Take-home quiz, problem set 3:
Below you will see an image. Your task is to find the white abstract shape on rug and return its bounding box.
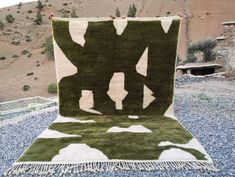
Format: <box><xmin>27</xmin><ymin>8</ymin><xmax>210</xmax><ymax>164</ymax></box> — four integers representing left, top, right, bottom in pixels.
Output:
<box><xmin>79</xmin><ymin>90</ymin><xmax>102</xmax><ymax>114</ymax></box>
<box><xmin>161</xmin><ymin>17</ymin><xmax>173</xmax><ymax>33</ymax></box>
<box><xmin>128</xmin><ymin>115</ymin><xmax>139</xmax><ymax>119</ymax></box>
<box><xmin>52</xmin><ymin>144</ymin><xmax>108</xmax><ymax>161</ymax></box>
<box><xmin>53</xmin><ymin>39</ymin><xmax>77</xmax><ymax>83</ymax></box>
<box><xmin>107</xmin><ymin>72</ymin><xmax>128</xmax><ymax>110</ymax></box>
<box><xmin>113</xmin><ymin>18</ymin><xmax>128</xmax><ymax>35</ymax></box>
<box><xmin>53</xmin><ymin>115</ymin><xmax>95</xmax><ymax>123</ymax></box>
<box><xmin>159</xmin><ymin>148</ymin><xmax>197</xmax><ymax>160</ymax></box>
<box><xmin>143</xmin><ymin>85</ymin><xmax>155</xmax><ymax>109</ymax></box>
<box><xmin>106</xmin><ymin>125</ymin><xmax>152</xmax><ymax>133</ymax></box>
<box><xmin>164</xmin><ymin>103</ymin><xmax>177</xmax><ymax>120</ymax></box>
<box><xmin>158</xmin><ymin>138</ymin><xmax>212</xmax><ymax>161</ymax></box>
<box><xmin>69</xmin><ymin>20</ymin><xmax>88</xmax><ymax>47</ymax></box>
<box><xmin>38</xmin><ymin>129</ymin><xmax>81</xmax><ymax>139</ymax></box>
<box><xmin>136</xmin><ymin>47</ymin><xmax>148</xmax><ymax>76</ymax></box>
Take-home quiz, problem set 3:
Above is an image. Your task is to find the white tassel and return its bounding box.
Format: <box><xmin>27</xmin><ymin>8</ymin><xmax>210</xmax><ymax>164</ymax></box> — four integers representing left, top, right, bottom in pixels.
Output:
<box><xmin>3</xmin><ymin>161</ymin><xmax>218</xmax><ymax>176</ymax></box>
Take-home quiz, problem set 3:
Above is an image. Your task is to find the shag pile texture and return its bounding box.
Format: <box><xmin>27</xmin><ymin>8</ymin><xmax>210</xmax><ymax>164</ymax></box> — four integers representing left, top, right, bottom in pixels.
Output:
<box><xmin>4</xmin><ymin>17</ymin><xmax>217</xmax><ymax>176</ymax></box>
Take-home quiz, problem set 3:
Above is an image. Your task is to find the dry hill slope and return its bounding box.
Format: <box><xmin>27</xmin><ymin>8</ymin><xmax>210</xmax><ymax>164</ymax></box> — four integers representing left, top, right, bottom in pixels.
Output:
<box><xmin>0</xmin><ymin>0</ymin><xmax>235</xmax><ymax>101</ymax></box>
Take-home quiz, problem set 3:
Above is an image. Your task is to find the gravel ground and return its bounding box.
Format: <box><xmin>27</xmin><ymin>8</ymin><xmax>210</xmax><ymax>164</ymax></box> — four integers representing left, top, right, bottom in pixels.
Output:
<box><xmin>0</xmin><ymin>76</ymin><xmax>234</xmax><ymax>177</ymax></box>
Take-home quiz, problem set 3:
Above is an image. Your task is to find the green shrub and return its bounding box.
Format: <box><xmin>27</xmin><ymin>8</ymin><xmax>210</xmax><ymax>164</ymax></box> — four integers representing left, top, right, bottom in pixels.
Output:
<box><xmin>27</xmin><ymin>53</ymin><xmax>32</xmax><ymax>57</ymax></box>
<box><xmin>5</xmin><ymin>14</ymin><xmax>15</xmax><ymax>23</ymax></box>
<box><xmin>0</xmin><ymin>21</ymin><xmax>4</xmax><ymax>30</ymax></box>
<box><xmin>186</xmin><ymin>38</ymin><xmax>217</xmax><ymax>63</ymax></box>
<box><xmin>25</xmin><ymin>38</ymin><xmax>32</xmax><ymax>42</ymax></box>
<box><xmin>11</xmin><ymin>41</ymin><xmax>20</xmax><ymax>45</ymax></box>
<box><xmin>36</xmin><ymin>0</ymin><xmax>43</xmax><ymax>10</ymax></box>
<box><xmin>21</xmin><ymin>50</ymin><xmax>29</xmax><ymax>55</ymax></box>
<box><xmin>43</xmin><ymin>36</ymin><xmax>54</xmax><ymax>59</ymax></box>
<box><xmin>0</xmin><ymin>56</ymin><xmax>6</xmax><ymax>60</ymax></box>
<box><xmin>62</xmin><ymin>3</ymin><xmax>68</xmax><ymax>6</ymax></box>
<box><xmin>71</xmin><ymin>8</ymin><xmax>78</xmax><ymax>18</ymax></box>
<box><xmin>18</xmin><ymin>2</ymin><xmax>22</xmax><ymax>9</ymax></box>
<box><xmin>23</xmin><ymin>85</ymin><xmax>30</xmax><ymax>91</ymax></box>
<box><xmin>12</xmin><ymin>54</ymin><xmax>19</xmax><ymax>58</ymax></box>
<box><xmin>116</xmin><ymin>7</ymin><xmax>120</xmax><ymax>17</ymax></box>
<box><xmin>34</xmin><ymin>11</ymin><xmax>42</xmax><ymax>25</ymax></box>
<box><xmin>28</xmin><ymin>10</ymin><xmax>33</xmax><ymax>13</ymax></box>
<box><xmin>127</xmin><ymin>3</ymin><xmax>137</xmax><ymax>17</ymax></box>
<box><xmin>47</xmin><ymin>83</ymin><xmax>57</xmax><ymax>94</ymax></box>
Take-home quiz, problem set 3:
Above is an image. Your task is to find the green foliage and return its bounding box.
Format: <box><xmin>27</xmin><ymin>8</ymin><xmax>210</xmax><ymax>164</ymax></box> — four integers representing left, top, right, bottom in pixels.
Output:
<box><xmin>70</xmin><ymin>8</ymin><xmax>78</xmax><ymax>18</ymax></box>
<box><xmin>43</xmin><ymin>36</ymin><xmax>54</xmax><ymax>59</ymax></box>
<box><xmin>23</xmin><ymin>85</ymin><xmax>30</xmax><ymax>91</ymax></box>
<box><xmin>47</xmin><ymin>83</ymin><xmax>57</xmax><ymax>94</ymax></box>
<box><xmin>115</xmin><ymin>7</ymin><xmax>120</xmax><ymax>17</ymax></box>
<box><xmin>0</xmin><ymin>56</ymin><xmax>6</xmax><ymax>60</ymax></box>
<box><xmin>35</xmin><ymin>11</ymin><xmax>42</xmax><ymax>25</ymax></box>
<box><xmin>36</xmin><ymin>0</ymin><xmax>43</xmax><ymax>10</ymax></box>
<box><xmin>21</xmin><ymin>50</ymin><xmax>29</xmax><ymax>55</ymax></box>
<box><xmin>5</xmin><ymin>14</ymin><xmax>15</xmax><ymax>23</ymax></box>
<box><xmin>127</xmin><ymin>3</ymin><xmax>137</xmax><ymax>17</ymax></box>
<box><xmin>0</xmin><ymin>21</ymin><xmax>4</xmax><ymax>30</ymax></box>
<box><xmin>186</xmin><ymin>38</ymin><xmax>217</xmax><ymax>63</ymax></box>
<box><xmin>27</xmin><ymin>10</ymin><xmax>33</xmax><ymax>13</ymax></box>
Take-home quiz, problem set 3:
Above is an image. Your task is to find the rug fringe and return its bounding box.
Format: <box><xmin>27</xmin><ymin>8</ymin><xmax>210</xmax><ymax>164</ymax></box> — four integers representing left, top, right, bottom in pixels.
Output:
<box><xmin>4</xmin><ymin>161</ymin><xmax>218</xmax><ymax>176</ymax></box>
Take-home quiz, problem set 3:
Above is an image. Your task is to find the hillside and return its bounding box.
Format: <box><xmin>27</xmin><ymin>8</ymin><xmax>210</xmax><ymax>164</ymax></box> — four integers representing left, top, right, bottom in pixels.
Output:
<box><xmin>0</xmin><ymin>0</ymin><xmax>235</xmax><ymax>101</ymax></box>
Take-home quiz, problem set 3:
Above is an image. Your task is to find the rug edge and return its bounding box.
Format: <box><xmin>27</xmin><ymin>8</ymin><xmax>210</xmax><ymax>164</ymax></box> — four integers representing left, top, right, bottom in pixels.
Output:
<box><xmin>4</xmin><ymin>160</ymin><xmax>219</xmax><ymax>176</ymax></box>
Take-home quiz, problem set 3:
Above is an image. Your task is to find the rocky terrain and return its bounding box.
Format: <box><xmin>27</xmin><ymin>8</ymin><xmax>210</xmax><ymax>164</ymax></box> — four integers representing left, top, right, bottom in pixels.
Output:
<box><xmin>0</xmin><ymin>0</ymin><xmax>235</xmax><ymax>101</ymax></box>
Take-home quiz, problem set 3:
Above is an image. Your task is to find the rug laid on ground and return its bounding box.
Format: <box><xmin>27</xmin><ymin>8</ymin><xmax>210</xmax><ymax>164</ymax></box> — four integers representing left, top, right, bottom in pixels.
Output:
<box><xmin>4</xmin><ymin>16</ymin><xmax>217</xmax><ymax>176</ymax></box>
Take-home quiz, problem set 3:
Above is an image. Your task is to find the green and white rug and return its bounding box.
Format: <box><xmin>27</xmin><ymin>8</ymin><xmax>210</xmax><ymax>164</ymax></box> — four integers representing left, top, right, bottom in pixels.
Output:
<box><xmin>5</xmin><ymin>16</ymin><xmax>217</xmax><ymax>176</ymax></box>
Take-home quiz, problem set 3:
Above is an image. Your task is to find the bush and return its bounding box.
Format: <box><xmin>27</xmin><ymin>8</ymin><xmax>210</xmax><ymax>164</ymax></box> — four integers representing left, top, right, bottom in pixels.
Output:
<box><xmin>12</xmin><ymin>54</ymin><xmax>19</xmax><ymax>58</ymax></box>
<box><xmin>18</xmin><ymin>2</ymin><xmax>22</xmax><ymax>9</ymax></box>
<box><xmin>21</xmin><ymin>50</ymin><xmax>29</xmax><ymax>55</ymax></box>
<box><xmin>36</xmin><ymin>0</ymin><xmax>43</xmax><ymax>10</ymax></box>
<box><xmin>71</xmin><ymin>8</ymin><xmax>78</xmax><ymax>18</ymax></box>
<box><xmin>23</xmin><ymin>85</ymin><xmax>30</xmax><ymax>91</ymax></box>
<box><xmin>28</xmin><ymin>10</ymin><xmax>33</xmax><ymax>13</ymax></box>
<box><xmin>25</xmin><ymin>38</ymin><xmax>32</xmax><ymax>42</ymax></box>
<box><xmin>127</xmin><ymin>3</ymin><xmax>137</xmax><ymax>17</ymax></box>
<box><xmin>0</xmin><ymin>21</ymin><xmax>4</xmax><ymax>30</ymax></box>
<box><xmin>47</xmin><ymin>83</ymin><xmax>57</xmax><ymax>94</ymax></box>
<box><xmin>0</xmin><ymin>56</ymin><xmax>6</xmax><ymax>60</ymax></box>
<box><xmin>186</xmin><ymin>38</ymin><xmax>217</xmax><ymax>63</ymax></box>
<box><xmin>26</xmin><ymin>72</ymin><xmax>34</xmax><ymax>76</ymax></box>
<box><xmin>34</xmin><ymin>11</ymin><xmax>42</xmax><ymax>25</ymax></box>
<box><xmin>5</xmin><ymin>14</ymin><xmax>15</xmax><ymax>23</ymax></box>
<box><xmin>43</xmin><ymin>36</ymin><xmax>54</xmax><ymax>59</ymax></box>
<box><xmin>11</xmin><ymin>41</ymin><xmax>20</xmax><ymax>45</ymax></box>
<box><xmin>62</xmin><ymin>3</ymin><xmax>68</xmax><ymax>6</ymax></box>
<box><xmin>116</xmin><ymin>7</ymin><xmax>120</xmax><ymax>17</ymax></box>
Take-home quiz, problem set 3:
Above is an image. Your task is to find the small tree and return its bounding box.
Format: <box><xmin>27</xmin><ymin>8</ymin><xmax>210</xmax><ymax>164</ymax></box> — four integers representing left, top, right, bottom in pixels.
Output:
<box><xmin>5</xmin><ymin>14</ymin><xmax>15</xmax><ymax>23</ymax></box>
<box><xmin>132</xmin><ymin>3</ymin><xmax>137</xmax><ymax>16</ymax></box>
<box><xmin>127</xmin><ymin>4</ymin><xmax>137</xmax><ymax>17</ymax></box>
<box><xmin>186</xmin><ymin>38</ymin><xmax>217</xmax><ymax>63</ymax></box>
<box><xmin>116</xmin><ymin>7</ymin><xmax>120</xmax><ymax>17</ymax></box>
<box><xmin>35</xmin><ymin>11</ymin><xmax>42</xmax><ymax>25</ymax></box>
<box><xmin>37</xmin><ymin>0</ymin><xmax>43</xmax><ymax>10</ymax></box>
<box><xmin>43</xmin><ymin>36</ymin><xmax>54</xmax><ymax>59</ymax></box>
<box><xmin>71</xmin><ymin>8</ymin><xmax>78</xmax><ymax>18</ymax></box>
